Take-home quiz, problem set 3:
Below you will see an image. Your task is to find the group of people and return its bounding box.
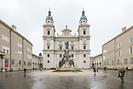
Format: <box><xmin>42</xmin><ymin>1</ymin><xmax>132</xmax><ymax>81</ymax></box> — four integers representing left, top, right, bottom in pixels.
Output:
<box><xmin>92</xmin><ymin>66</ymin><xmax>126</xmax><ymax>83</ymax></box>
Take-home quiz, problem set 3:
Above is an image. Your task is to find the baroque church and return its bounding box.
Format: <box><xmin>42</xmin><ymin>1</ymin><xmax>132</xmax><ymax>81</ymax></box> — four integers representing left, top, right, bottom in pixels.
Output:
<box><xmin>43</xmin><ymin>10</ymin><xmax>91</xmax><ymax>69</ymax></box>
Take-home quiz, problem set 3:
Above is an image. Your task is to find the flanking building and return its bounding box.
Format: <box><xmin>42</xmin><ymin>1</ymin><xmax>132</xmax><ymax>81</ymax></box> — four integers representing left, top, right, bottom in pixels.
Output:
<box><xmin>93</xmin><ymin>54</ymin><xmax>103</xmax><ymax>69</ymax></box>
<box><xmin>0</xmin><ymin>20</ymin><xmax>32</xmax><ymax>71</ymax></box>
<box><xmin>43</xmin><ymin>10</ymin><xmax>91</xmax><ymax>69</ymax></box>
<box><xmin>32</xmin><ymin>53</ymin><xmax>43</xmax><ymax>70</ymax></box>
<box><xmin>102</xmin><ymin>26</ymin><xmax>133</xmax><ymax>69</ymax></box>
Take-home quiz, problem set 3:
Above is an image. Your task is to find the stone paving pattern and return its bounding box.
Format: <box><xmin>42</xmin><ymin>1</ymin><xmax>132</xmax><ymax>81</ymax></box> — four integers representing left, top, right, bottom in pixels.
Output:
<box><xmin>0</xmin><ymin>70</ymin><xmax>133</xmax><ymax>89</ymax></box>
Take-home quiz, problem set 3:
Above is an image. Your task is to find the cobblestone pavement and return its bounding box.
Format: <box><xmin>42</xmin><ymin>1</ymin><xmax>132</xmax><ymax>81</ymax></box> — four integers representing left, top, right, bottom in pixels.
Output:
<box><xmin>0</xmin><ymin>70</ymin><xmax>133</xmax><ymax>89</ymax></box>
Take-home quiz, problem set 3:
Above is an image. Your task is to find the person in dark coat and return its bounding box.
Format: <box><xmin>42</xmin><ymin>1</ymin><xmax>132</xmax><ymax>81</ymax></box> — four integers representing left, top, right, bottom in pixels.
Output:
<box><xmin>118</xmin><ymin>68</ymin><xmax>126</xmax><ymax>83</ymax></box>
<box><xmin>93</xmin><ymin>67</ymin><xmax>96</xmax><ymax>74</ymax></box>
<box><xmin>24</xmin><ymin>68</ymin><xmax>27</xmax><ymax>74</ymax></box>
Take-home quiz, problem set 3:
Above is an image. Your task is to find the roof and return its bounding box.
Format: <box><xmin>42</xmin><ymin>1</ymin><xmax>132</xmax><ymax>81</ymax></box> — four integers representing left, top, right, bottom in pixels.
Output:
<box><xmin>102</xmin><ymin>25</ymin><xmax>133</xmax><ymax>46</ymax></box>
<box><xmin>80</xmin><ymin>10</ymin><xmax>87</xmax><ymax>21</ymax></box>
<box><xmin>46</xmin><ymin>16</ymin><xmax>53</xmax><ymax>21</ymax></box>
<box><xmin>46</xmin><ymin>10</ymin><xmax>53</xmax><ymax>21</ymax></box>
<box><xmin>94</xmin><ymin>53</ymin><xmax>102</xmax><ymax>58</ymax></box>
<box><xmin>80</xmin><ymin>15</ymin><xmax>87</xmax><ymax>21</ymax></box>
<box><xmin>0</xmin><ymin>19</ymin><xmax>33</xmax><ymax>46</ymax></box>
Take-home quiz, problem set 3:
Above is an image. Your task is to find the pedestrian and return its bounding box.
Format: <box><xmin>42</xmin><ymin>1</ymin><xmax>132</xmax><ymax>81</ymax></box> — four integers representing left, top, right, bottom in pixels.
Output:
<box><xmin>97</xmin><ymin>68</ymin><xmax>98</xmax><ymax>72</ymax></box>
<box><xmin>118</xmin><ymin>67</ymin><xmax>126</xmax><ymax>83</ymax></box>
<box><xmin>104</xmin><ymin>67</ymin><xmax>107</xmax><ymax>73</ymax></box>
<box><xmin>39</xmin><ymin>63</ymin><xmax>43</xmax><ymax>71</ymax></box>
<box><xmin>24</xmin><ymin>68</ymin><xmax>27</xmax><ymax>74</ymax></box>
<box><xmin>93</xmin><ymin>67</ymin><xmax>96</xmax><ymax>74</ymax></box>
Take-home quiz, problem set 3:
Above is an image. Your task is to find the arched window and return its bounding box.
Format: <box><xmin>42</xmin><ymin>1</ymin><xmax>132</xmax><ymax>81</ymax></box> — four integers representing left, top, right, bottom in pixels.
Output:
<box><xmin>83</xmin><ymin>54</ymin><xmax>86</xmax><ymax>57</ymax></box>
<box><xmin>71</xmin><ymin>54</ymin><xmax>74</xmax><ymax>57</ymax></box>
<box><xmin>83</xmin><ymin>45</ymin><xmax>86</xmax><ymax>49</ymax></box>
<box><xmin>47</xmin><ymin>31</ymin><xmax>50</xmax><ymax>35</ymax></box>
<box><xmin>47</xmin><ymin>45</ymin><xmax>50</xmax><ymax>49</ymax></box>
<box><xmin>47</xmin><ymin>60</ymin><xmax>50</xmax><ymax>63</ymax></box>
<box><xmin>83</xmin><ymin>30</ymin><xmax>86</xmax><ymax>35</ymax></box>
<box><xmin>71</xmin><ymin>46</ymin><xmax>74</xmax><ymax>50</ymax></box>
<box><xmin>59</xmin><ymin>46</ymin><xmax>62</xmax><ymax>50</ymax></box>
<box><xmin>60</xmin><ymin>54</ymin><xmax>62</xmax><ymax>58</ymax></box>
<box><xmin>47</xmin><ymin>54</ymin><xmax>50</xmax><ymax>57</ymax></box>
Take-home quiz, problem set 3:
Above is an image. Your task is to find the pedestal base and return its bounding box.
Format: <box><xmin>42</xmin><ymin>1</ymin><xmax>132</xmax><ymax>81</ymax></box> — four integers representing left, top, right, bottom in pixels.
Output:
<box><xmin>53</xmin><ymin>67</ymin><xmax>82</xmax><ymax>72</ymax></box>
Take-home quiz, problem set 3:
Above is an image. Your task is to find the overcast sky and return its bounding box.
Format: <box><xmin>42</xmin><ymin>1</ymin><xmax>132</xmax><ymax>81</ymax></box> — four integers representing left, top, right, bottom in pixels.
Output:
<box><xmin>0</xmin><ymin>0</ymin><xmax>133</xmax><ymax>56</ymax></box>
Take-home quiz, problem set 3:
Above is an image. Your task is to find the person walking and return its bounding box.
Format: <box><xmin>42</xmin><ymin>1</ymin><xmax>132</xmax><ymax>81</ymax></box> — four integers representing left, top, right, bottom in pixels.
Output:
<box><xmin>24</xmin><ymin>68</ymin><xmax>27</xmax><ymax>74</ymax></box>
<box><xmin>118</xmin><ymin>67</ymin><xmax>126</xmax><ymax>83</ymax></box>
<box><xmin>93</xmin><ymin>67</ymin><xmax>96</xmax><ymax>74</ymax></box>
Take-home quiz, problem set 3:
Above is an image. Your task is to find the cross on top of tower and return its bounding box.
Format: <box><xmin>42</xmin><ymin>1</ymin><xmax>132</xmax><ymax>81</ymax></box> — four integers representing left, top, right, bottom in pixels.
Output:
<box><xmin>48</xmin><ymin>8</ymin><xmax>51</xmax><ymax>16</ymax></box>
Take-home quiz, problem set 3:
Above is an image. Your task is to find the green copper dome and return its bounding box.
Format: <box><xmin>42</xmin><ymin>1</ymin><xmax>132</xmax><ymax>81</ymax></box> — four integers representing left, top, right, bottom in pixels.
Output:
<box><xmin>46</xmin><ymin>16</ymin><xmax>53</xmax><ymax>21</ymax></box>
<box><xmin>80</xmin><ymin>15</ymin><xmax>87</xmax><ymax>21</ymax></box>
<box><xmin>80</xmin><ymin>10</ymin><xmax>87</xmax><ymax>21</ymax></box>
<box><xmin>46</xmin><ymin>10</ymin><xmax>53</xmax><ymax>21</ymax></box>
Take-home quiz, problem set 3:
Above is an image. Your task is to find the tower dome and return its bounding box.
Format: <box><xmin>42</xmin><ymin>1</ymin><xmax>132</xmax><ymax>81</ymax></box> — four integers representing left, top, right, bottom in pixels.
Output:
<box><xmin>80</xmin><ymin>10</ymin><xmax>87</xmax><ymax>23</ymax></box>
<box><xmin>46</xmin><ymin>10</ymin><xmax>54</xmax><ymax>23</ymax></box>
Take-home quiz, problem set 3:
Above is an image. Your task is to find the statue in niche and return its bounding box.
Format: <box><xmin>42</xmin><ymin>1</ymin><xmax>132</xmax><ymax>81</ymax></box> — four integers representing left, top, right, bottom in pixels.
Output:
<box><xmin>65</xmin><ymin>41</ymin><xmax>69</xmax><ymax>49</ymax></box>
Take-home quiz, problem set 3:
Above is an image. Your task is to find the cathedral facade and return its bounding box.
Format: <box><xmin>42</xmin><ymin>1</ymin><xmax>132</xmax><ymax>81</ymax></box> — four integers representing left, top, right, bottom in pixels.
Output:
<box><xmin>43</xmin><ymin>10</ymin><xmax>91</xmax><ymax>69</ymax></box>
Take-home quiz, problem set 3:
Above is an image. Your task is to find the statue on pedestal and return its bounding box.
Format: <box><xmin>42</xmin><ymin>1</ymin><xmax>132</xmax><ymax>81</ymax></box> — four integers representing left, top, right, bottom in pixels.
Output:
<box><xmin>59</xmin><ymin>41</ymin><xmax>74</xmax><ymax>68</ymax></box>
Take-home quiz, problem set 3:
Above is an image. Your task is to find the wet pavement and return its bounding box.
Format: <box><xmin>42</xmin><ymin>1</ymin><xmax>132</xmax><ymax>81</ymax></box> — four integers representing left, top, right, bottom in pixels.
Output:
<box><xmin>0</xmin><ymin>70</ymin><xmax>133</xmax><ymax>89</ymax></box>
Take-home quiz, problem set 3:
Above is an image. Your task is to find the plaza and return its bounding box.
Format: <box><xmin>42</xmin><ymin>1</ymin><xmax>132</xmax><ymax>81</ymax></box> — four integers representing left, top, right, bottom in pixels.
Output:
<box><xmin>0</xmin><ymin>70</ymin><xmax>133</xmax><ymax>89</ymax></box>
<box><xmin>0</xmin><ymin>0</ymin><xmax>133</xmax><ymax>89</ymax></box>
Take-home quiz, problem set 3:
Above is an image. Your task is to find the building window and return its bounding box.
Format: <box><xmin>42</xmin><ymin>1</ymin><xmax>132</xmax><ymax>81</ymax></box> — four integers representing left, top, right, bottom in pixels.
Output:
<box><xmin>124</xmin><ymin>58</ymin><xmax>128</xmax><ymax>64</ymax></box>
<box><xmin>60</xmin><ymin>54</ymin><xmax>62</xmax><ymax>58</ymax></box>
<box><xmin>5</xmin><ymin>59</ymin><xmax>8</xmax><ymax>63</ymax></box>
<box><xmin>47</xmin><ymin>60</ymin><xmax>50</xmax><ymax>63</ymax></box>
<box><xmin>84</xmin><ymin>61</ymin><xmax>86</xmax><ymax>63</ymax></box>
<box><xmin>59</xmin><ymin>46</ymin><xmax>62</xmax><ymax>50</ymax></box>
<box><xmin>1</xmin><ymin>34</ymin><xmax>9</xmax><ymax>42</ymax></box>
<box><xmin>24</xmin><ymin>61</ymin><xmax>26</xmax><ymax>65</ymax></box>
<box><xmin>28</xmin><ymin>62</ymin><xmax>31</xmax><ymax>66</ymax></box>
<box><xmin>103</xmin><ymin>50</ymin><xmax>107</xmax><ymax>53</ymax></box>
<box><xmin>17</xmin><ymin>43</ymin><xmax>22</xmax><ymax>48</ymax></box>
<box><xmin>47</xmin><ymin>54</ymin><xmax>50</xmax><ymax>57</ymax></box>
<box><xmin>130</xmin><ymin>57</ymin><xmax>133</xmax><ymax>64</ymax></box>
<box><xmin>2</xmin><ymin>49</ymin><xmax>5</xmax><ymax>53</ymax></box>
<box><xmin>118</xmin><ymin>51</ymin><xmax>121</xmax><ymax>57</ymax></box>
<box><xmin>83</xmin><ymin>46</ymin><xmax>86</xmax><ymax>49</ymax></box>
<box><xmin>117</xmin><ymin>59</ymin><xmax>119</xmax><ymax>65</ymax></box>
<box><xmin>19</xmin><ymin>60</ymin><xmax>21</xmax><ymax>65</ymax></box>
<box><xmin>83</xmin><ymin>30</ymin><xmax>86</xmax><ymax>35</ymax></box>
<box><xmin>129</xmin><ymin>46</ymin><xmax>133</xmax><ymax>54</ymax></box>
<box><xmin>129</xmin><ymin>37</ymin><xmax>133</xmax><ymax>43</ymax></box>
<box><xmin>71</xmin><ymin>46</ymin><xmax>74</xmax><ymax>50</ymax></box>
<box><xmin>7</xmin><ymin>50</ymin><xmax>9</xmax><ymax>54</ymax></box>
<box><xmin>11</xmin><ymin>60</ymin><xmax>15</xmax><ymax>65</ymax></box>
<box><xmin>47</xmin><ymin>31</ymin><xmax>50</xmax><ymax>35</ymax></box>
<box><xmin>117</xmin><ymin>43</ymin><xmax>120</xmax><ymax>49</ymax></box>
<box><xmin>47</xmin><ymin>45</ymin><xmax>50</xmax><ymax>49</ymax></box>
<box><xmin>112</xmin><ymin>60</ymin><xmax>114</xmax><ymax>65</ymax></box>
<box><xmin>71</xmin><ymin>54</ymin><xmax>74</xmax><ymax>57</ymax></box>
<box><xmin>83</xmin><ymin>54</ymin><xmax>86</xmax><ymax>57</ymax></box>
